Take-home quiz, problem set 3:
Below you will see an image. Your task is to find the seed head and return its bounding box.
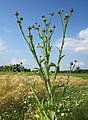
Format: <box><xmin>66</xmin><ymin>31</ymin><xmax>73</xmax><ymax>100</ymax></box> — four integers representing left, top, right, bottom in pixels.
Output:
<box><xmin>14</xmin><ymin>12</ymin><xmax>19</xmax><ymax>16</ymax></box>
<box><xmin>58</xmin><ymin>10</ymin><xmax>61</xmax><ymax>14</ymax></box>
<box><xmin>70</xmin><ymin>8</ymin><xmax>74</xmax><ymax>12</ymax></box>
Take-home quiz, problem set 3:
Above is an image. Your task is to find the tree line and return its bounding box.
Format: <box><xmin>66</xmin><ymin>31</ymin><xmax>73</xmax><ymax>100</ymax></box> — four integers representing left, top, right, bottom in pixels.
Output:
<box><xmin>0</xmin><ymin>64</ymin><xmax>31</xmax><ymax>72</ymax></box>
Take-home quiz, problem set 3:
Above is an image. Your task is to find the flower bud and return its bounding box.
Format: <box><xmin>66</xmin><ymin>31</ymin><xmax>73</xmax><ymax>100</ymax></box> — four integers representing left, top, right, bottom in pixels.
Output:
<box><xmin>61</xmin><ymin>9</ymin><xmax>64</xmax><ymax>12</ymax></box>
<box><xmin>32</xmin><ymin>25</ymin><xmax>35</xmax><ymax>28</ymax></box>
<box><xmin>50</xmin><ymin>29</ymin><xmax>53</xmax><ymax>33</ymax></box>
<box><xmin>37</xmin><ymin>24</ymin><xmax>40</xmax><ymax>27</ymax></box>
<box><xmin>42</xmin><ymin>15</ymin><xmax>45</xmax><ymax>18</ymax></box>
<box><xmin>70</xmin><ymin>8</ymin><xmax>74</xmax><ymax>12</ymax></box>
<box><xmin>70</xmin><ymin>62</ymin><xmax>73</xmax><ymax>66</ymax></box>
<box><xmin>14</xmin><ymin>12</ymin><xmax>19</xmax><ymax>16</ymax></box>
<box><xmin>48</xmin><ymin>12</ymin><xmax>51</xmax><ymax>15</ymax></box>
<box><xmin>27</xmin><ymin>26</ymin><xmax>32</xmax><ymax>30</ymax></box>
<box><xmin>64</xmin><ymin>14</ymin><xmax>69</xmax><ymax>19</ymax></box>
<box><xmin>53</xmin><ymin>25</ymin><xmax>56</xmax><ymax>28</ymax></box>
<box><xmin>42</xmin><ymin>18</ymin><xmax>47</xmax><ymax>22</ymax></box>
<box><xmin>35</xmin><ymin>27</ymin><xmax>39</xmax><ymax>30</ymax></box>
<box><xmin>58</xmin><ymin>10</ymin><xmax>61</xmax><ymax>14</ymax></box>
<box><xmin>51</xmin><ymin>11</ymin><xmax>54</xmax><ymax>16</ymax></box>
<box><xmin>20</xmin><ymin>62</ymin><xmax>23</xmax><ymax>65</ymax></box>
<box><xmin>20</xmin><ymin>17</ymin><xmax>23</xmax><ymax>21</ymax></box>
<box><xmin>42</xmin><ymin>29</ymin><xmax>45</xmax><ymax>33</ymax></box>
<box><xmin>38</xmin><ymin>43</ymin><xmax>40</xmax><ymax>46</ymax></box>
<box><xmin>16</xmin><ymin>19</ymin><xmax>21</xmax><ymax>24</ymax></box>
<box><xmin>74</xmin><ymin>60</ymin><xmax>77</xmax><ymax>63</ymax></box>
<box><xmin>35</xmin><ymin>22</ymin><xmax>38</xmax><ymax>25</ymax></box>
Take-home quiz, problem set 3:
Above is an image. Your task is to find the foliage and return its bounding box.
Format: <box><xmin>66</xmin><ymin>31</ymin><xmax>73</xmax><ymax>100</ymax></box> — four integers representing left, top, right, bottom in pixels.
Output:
<box><xmin>0</xmin><ymin>64</ymin><xmax>31</xmax><ymax>72</ymax></box>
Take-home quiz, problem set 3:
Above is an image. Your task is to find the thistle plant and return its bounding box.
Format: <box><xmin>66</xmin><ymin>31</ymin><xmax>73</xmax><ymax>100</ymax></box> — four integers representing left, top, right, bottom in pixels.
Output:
<box><xmin>15</xmin><ymin>9</ymin><xmax>73</xmax><ymax>119</ymax></box>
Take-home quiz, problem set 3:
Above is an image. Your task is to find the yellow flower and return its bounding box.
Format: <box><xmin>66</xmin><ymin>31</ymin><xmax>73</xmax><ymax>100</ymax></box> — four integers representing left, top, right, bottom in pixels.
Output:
<box><xmin>32</xmin><ymin>109</ymin><xmax>40</xmax><ymax>119</ymax></box>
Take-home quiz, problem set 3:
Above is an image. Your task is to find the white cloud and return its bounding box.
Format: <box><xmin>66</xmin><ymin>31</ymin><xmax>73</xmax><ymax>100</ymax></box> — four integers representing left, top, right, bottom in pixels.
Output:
<box><xmin>0</xmin><ymin>39</ymin><xmax>7</xmax><ymax>52</ymax></box>
<box><xmin>76</xmin><ymin>61</ymin><xmax>85</xmax><ymax>67</ymax></box>
<box><xmin>10</xmin><ymin>58</ymin><xmax>30</xmax><ymax>67</ymax></box>
<box><xmin>56</xmin><ymin>27</ymin><xmax>88</xmax><ymax>53</ymax></box>
<box><xmin>10</xmin><ymin>58</ymin><xmax>18</xmax><ymax>64</ymax></box>
<box><xmin>0</xmin><ymin>27</ymin><xmax>12</xmax><ymax>33</ymax></box>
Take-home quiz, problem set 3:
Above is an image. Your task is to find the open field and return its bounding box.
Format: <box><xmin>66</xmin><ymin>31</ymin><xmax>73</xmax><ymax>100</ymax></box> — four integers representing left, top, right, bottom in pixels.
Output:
<box><xmin>0</xmin><ymin>73</ymin><xmax>88</xmax><ymax>119</ymax></box>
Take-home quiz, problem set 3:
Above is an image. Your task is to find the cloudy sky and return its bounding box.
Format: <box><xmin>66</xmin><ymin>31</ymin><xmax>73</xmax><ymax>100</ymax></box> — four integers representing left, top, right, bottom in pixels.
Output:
<box><xmin>0</xmin><ymin>0</ymin><xmax>88</xmax><ymax>70</ymax></box>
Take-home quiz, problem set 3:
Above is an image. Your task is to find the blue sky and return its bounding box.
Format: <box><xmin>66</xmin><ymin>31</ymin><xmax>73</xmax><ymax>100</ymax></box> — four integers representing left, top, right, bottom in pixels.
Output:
<box><xmin>0</xmin><ymin>0</ymin><xmax>88</xmax><ymax>70</ymax></box>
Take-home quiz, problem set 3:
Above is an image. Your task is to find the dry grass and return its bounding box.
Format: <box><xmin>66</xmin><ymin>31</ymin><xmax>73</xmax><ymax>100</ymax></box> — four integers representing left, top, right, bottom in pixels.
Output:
<box><xmin>0</xmin><ymin>74</ymin><xmax>88</xmax><ymax>117</ymax></box>
<box><xmin>0</xmin><ymin>74</ymin><xmax>87</xmax><ymax>98</ymax></box>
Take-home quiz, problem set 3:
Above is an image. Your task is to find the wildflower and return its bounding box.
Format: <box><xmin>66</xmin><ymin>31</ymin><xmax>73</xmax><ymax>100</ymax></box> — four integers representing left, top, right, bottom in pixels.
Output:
<box><xmin>61</xmin><ymin>113</ymin><xmax>65</xmax><ymax>116</ymax></box>
<box><xmin>32</xmin><ymin>109</ymin><xmax>40</xmax><ymax>118</ymax></box>
<box><xmin>14</xmin><ymin>11</ymin><xmax>19</xmax><ymax>16</ymax></box>
<box><xmin>70</xmin><ymin>8</ymin><xmax>74</xmax><ymax>12</ymax></box>
<box><xmin>24</xmin><ymin>101</ymin><xmax>26</xmax><ymax>104</ymax></box>
<box><xmin>58</xmin><ymin>10</ymin><xmax>61</xmax><ymax>14</ymax></box>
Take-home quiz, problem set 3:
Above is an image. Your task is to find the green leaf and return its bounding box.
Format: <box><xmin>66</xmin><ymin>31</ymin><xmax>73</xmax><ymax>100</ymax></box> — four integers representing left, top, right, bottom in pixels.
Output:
<box><xmin>37</xmin><ymin>45</ymin><xmax>43</xmax><ymax>49</ymax></box>
<box><xmin>49</xmin><ymin>62</ymin><xmax>56</xmax><ymax>68</ymax></box>
<box><xmin>40</xmin><ymin>59</ymin><xmax>44</xmax><ymax>63</ymax></box>
<box><xmin>60</xmin><ymin>55</ymin><xmax>65</xmax><ymax>61</ymax></box>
